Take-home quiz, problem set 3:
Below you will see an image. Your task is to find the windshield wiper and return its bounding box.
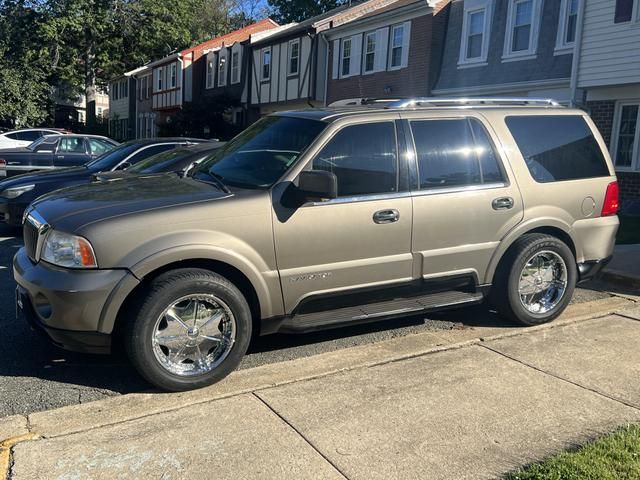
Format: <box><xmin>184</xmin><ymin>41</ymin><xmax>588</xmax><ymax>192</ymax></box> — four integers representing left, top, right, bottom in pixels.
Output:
<box><xmin>192</xmin><ymin>170</ymin><xmax>231</xmax><ymax>194</ymax></box>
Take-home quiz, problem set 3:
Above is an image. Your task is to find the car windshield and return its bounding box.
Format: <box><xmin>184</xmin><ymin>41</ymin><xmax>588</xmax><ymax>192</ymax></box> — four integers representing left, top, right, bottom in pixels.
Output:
<box><xmin>86</xmin><ymin>143</ymin><xmax>141</xmax><ymax>170</ymax></box>
<box><xmin>194</xmin><ymin>116</ymin><xmax>326</xmax><ymax>189</ymax></box>
<box><xmin>127</xmin><ymin>148</ymin><xmax>196</xmax><ymax>174</ymax></box>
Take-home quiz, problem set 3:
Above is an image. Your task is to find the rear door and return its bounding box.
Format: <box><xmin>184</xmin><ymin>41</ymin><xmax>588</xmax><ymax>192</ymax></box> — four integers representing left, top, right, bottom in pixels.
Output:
<box><xmin>54</xmin><ymin>137</ymin><xmax>91</xmax><ymax>167</ymax></box>
<box><xmin>403</xmin><ymin>112</ymin><xmax>524</xmax><ymax>285</ymax></box>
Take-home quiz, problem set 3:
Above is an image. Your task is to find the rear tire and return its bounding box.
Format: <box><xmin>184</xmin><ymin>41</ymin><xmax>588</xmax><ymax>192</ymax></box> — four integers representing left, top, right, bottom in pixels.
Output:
<box><xmin>124</xmin><ymin>268</ymin><xmax>252</xmax><ymax>391</ymax></box>
<box><xmin>491</xmin><ymin>234</ymin><xmax>577</xmax><ymax>326</ymax></box>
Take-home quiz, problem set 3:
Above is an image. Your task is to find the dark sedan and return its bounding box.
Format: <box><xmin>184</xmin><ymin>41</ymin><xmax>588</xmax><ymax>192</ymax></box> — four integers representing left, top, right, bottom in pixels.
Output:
<box><xmin>0</xmin><ymin>138</ymin><xmax>210</xmax><ymax>226</ymax></box>
<box><xmin>0</xmin><ymin>135</ymin><xmax>118</xmax><ymax>177</ymax></box>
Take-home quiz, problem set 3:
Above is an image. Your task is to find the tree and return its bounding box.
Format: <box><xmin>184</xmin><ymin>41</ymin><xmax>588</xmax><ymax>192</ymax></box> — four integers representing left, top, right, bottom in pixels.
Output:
<box><xmin>267</xmin><ymin>0</ymin><xmax>347</xmax><ymax>23</ymax></box>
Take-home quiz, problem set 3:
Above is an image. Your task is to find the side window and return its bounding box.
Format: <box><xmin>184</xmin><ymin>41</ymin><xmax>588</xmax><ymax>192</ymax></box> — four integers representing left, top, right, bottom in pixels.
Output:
<box><xmin>506</xmin><ymin>115</ymin><xmax>610</xmax><ymax>183</ymax></box>
<box><xmin>411</xmin><ymin>118</ymin><xmax>504</xmax><ymax>190</ymax></box>
<box><xmin>5</xmin><ymin>133</ymin><xmax>20</xmax><ymax>140</ymax></box>
<box><xmin>88</xmin><ymin>139</ymin><xmax>111</xmax><ymax>156</ymax></box>
<box><xmin>58</xmin><ymin>137</ymin><xmax>86</xmax><ymax>154</ymax></box>
<box><xmin>127</xmin><ymin>144</ymin><xmax>177</xmax><ymax>165</ymax></box>
<box><xmin>18</xmin><ymin>131</ymin><xmax>42</xmax><ymax>142</ymax></box>
<box><xmin>312</xmin><ymin>122</ymin><xmax>398</xmax><ymax>197</ymax></box>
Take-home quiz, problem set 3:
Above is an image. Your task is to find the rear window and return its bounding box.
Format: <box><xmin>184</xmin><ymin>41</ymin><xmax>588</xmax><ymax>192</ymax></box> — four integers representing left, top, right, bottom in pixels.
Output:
<box><xmin>506</xmin><ymin>115</ymin><xmax>610</xmax><ymax>183</ymax></box>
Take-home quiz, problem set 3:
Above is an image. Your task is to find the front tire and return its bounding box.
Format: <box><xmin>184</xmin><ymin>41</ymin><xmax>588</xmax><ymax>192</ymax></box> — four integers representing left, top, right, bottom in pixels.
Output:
<box><xmin>124</xmin><ymin>268</ymin><xmax>252</xmax><ymax>391</ymax></box>
<box><xmin>491</xmin><ymin>234</ymin><xmax>577</xmax><ymax>326</ymax></box>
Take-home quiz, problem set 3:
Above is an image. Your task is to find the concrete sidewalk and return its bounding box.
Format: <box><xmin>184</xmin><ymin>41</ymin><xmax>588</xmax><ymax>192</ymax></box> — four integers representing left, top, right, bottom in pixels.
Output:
<box><xmin>1</xmin><ymin>297</ymin><xmax>640</xmax><ymax>480</ymax></box>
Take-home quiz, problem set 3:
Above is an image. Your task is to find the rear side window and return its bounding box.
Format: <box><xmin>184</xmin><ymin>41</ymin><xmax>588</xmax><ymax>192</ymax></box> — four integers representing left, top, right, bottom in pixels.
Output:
<box><xmin>127</xmin><ymin>144</ymin><xmax>177</xmax><ymax>166</ymax></box>
<box><xmin>506</xmin><ymin>115</ymin><xmax>610</xmax><ymax>183</ymax></box>
<box><xmin>18</xmin><ymin>130</ymin><xmax>43</xmax><ymax>142</ymax></box>
<box><xmin>410</xmin><ymin>118</ymin><xmax>505</xmax><ymax>190</ymax></box>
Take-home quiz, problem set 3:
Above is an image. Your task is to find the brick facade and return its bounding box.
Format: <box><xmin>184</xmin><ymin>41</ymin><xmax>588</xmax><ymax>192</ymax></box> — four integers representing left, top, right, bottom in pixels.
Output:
<box><xmin>326</xmin><ymin>14</ymin><xmax>433</xmax><ymax>104</ymax></box>
<box><xmin>587</xmin><ymin>100</ymin><xmax>640</xmax><ymax>201</ymax></box>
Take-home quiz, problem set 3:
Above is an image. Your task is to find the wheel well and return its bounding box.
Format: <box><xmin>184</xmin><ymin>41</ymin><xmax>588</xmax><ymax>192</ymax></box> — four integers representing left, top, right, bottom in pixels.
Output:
<box><xmin>491</xmin><ymin>226</ymin><xmax>577</xmax><ymax>284</ymax></box>
<box><xmin>112</xmin><ymin>259</ymin><xmax>262</xmax><ymax>339</ymax></box>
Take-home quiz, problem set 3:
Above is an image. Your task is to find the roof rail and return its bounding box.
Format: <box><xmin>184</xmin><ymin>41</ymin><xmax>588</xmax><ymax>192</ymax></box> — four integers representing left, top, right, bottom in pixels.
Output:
<box><xmin>328</xmin><ymin>97</ymin><xmax>405</xmax><ymax>107</ymax></box>
<box><xmin>387</xmin><ymin>97</ymin><xmax>563</xmax><ymax>108</ymax></box>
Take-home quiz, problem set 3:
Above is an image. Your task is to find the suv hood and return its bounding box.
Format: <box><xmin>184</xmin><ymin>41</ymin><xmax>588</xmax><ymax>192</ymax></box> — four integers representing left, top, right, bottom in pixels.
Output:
<box><xmin>30</xmin><ymin>173</ymin><xmax>230</xmax><ymax>230</ymax></box>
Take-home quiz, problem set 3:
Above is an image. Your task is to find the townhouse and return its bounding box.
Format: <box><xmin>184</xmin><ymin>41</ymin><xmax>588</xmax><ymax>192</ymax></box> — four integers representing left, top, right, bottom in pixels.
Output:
<box><xmin>574</xmin><ymin>0</ymin><xmax>640</xmax><ymax>204</ymax></box>
<box><xmin>108</xmin><ymin>70</ymin><xmax>138</xmax><ymax>141</ymax></box>
<box><xmin>248</xmin><ymin>0</ymin><xmax>430</xmax><ymax>115</ymax></box>
<box><xmin>323</xmin><ymin>0</ymin><xmax>445</xmax><ymax>105</ymax></box>
<box><xmin>433</xmin><ymin>0</ymin><xmax>577</xmax><ymax>102</ymax></box>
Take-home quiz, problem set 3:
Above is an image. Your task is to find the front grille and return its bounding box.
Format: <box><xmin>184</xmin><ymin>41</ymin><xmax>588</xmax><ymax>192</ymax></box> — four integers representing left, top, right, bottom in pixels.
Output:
<box><xmin>23</xmin><ymin>219</ymin><xmax>39</xmax><ymax>261</ymax></box>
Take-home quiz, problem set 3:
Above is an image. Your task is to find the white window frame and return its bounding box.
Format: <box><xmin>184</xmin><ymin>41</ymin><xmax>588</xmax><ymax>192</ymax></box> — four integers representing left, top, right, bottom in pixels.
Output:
<box><xmin>363</xmin><ymin>31</ymin><xmax>377</xmax><ymax>74</ymax></box>
<box><xmin>169</xmin><ymin>64</ymin><xmax>177</xmax><ymax>89</ymax></box>
<box><xmin>502</xmin><ymin>0</ymin><xmax>543</xmax><ymax>62</ymax></box>
<box><xmin>231</xmin><ymin>51</ymin><xmax>240</xmax><ymax>84</ymax></box>
<box><xmin>341</xmin><ymin>37</ymin><xmax>352</xmax><ymax>77</ymax></box>
<box><xmin>388</xmin><ymin>24</ymin><xmax>405</xmax><ymax>70</ymax></box>
<box><xmin>611</xmin><ymin>100</ymin><xmax>640</xmax><ymax>172</ymax></box>
<box><xmin>288</xmin><ymin>39</ymin><xmax>300</xmax><ymax>76</ymax></box>
<box><xmin>261</xmin><ymin>47</ymin><xmax>271</xmax><ymax>81</ymax></box>
<box><xmin>157</xmin><ymin>67</ymin><xmax>163</xmax><ymax>92</ymax></box>
<box><xmin>458</xmin><ymin>0</ymin><xmax>493</xmax><ymax>67</ymax></box>
<box><xmin>206</xmin><ymin>55</ymin><xmax>215</xmax><ymax>89</ymax></box>
<box><xmin>555</xmin><ymin>0</ymin><xmax>580</xmax><ymax>54</ymax></box>
<box><xmin>218</xmin><ymin>51</ymin><xmax>227</xmax><ymax>87</ymax></box>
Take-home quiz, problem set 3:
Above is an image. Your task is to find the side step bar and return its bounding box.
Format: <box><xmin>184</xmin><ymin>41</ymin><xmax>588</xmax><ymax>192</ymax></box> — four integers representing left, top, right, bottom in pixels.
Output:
<box><xmin>278</xmin><ymin>290</ymin><xmax>484</xmax><ymax>334</ymax></box>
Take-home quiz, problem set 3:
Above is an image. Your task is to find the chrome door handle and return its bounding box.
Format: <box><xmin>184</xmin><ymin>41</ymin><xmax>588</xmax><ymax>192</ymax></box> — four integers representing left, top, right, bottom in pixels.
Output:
<box><xmin>56</xmin><ymin>156</ymin><xmax>64</xmax><ymax>160</ymax></box>
<box><xmin>373</xmin><ymin>209</ymin><xmax>400</xmax><ymax>224</ymax></box>
<box><xmin>492</xmin><ymin>197</ymin><xmax>514</xmax><ymax>210</ymax></box>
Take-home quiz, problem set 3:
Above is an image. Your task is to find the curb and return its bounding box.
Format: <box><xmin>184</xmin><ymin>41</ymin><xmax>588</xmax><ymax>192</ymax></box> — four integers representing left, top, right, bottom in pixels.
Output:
<box><xmin>0</xmin><ymin>296</ymin><xmax>636</xmax><ymax>464</ymax></box>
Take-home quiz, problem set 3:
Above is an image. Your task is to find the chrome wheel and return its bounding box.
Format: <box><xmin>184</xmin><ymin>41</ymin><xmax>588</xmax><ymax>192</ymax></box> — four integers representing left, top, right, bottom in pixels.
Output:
<box><xmin>152</xmin><ymin>294</ymin><xmax>236</xmax><ymax>377</ymax></box>
<box><xmin>518</xmin><ymin>250</ymin><xmax>568</xmax><ymax>314</ymax></box>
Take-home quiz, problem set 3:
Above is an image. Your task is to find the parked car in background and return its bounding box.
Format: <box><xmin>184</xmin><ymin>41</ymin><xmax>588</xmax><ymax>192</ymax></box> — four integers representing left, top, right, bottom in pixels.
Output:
<box><xmin>0</xmin><ymin>135</ymin><xmax>118</xmax><ymax>178</ymax></box>
<box><xmin>94</xmin><ymin>142</ymin><xmax>225</xmax><ymax>182</ymax></box>
<box><xmin>0</xmin><ymin>128</ymin><xmax>70</xmax><ymax>149</ymax></box>
<box><xmin>0</xmin><ymin>138</ymin><xmax>211</xmax><ymax>225</ymax></box>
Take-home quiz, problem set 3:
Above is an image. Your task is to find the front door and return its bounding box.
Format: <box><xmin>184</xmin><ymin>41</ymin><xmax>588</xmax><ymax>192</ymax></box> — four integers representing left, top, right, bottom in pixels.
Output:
<box><xmin>273</xmin><ymin>120</ymin><xmax>414</xmax><ymax>313</ymax></box>
<box><xmin>404</xmin><ymin>113</ymin><xmax>524</xmax><ymax>285</ymax></box>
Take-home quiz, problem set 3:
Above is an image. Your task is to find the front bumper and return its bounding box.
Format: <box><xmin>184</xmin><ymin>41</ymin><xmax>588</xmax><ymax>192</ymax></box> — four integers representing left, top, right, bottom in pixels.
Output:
<box><xmin>13</xmin><ymin>247</ymin><xmax>135</xmax><ymax>354</ymax></box>
<box><xmin>0</xmin><ymin>197</ymin><xmax>28</xmax><ymax>226</ymax></box>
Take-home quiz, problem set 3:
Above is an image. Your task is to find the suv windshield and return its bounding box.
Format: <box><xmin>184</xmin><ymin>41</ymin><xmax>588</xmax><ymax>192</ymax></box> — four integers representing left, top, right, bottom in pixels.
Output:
<box><xmin>86</xmin><ymin>143</ymin><xmax>140</xmax><ymax>171</ymax></box>
<box><xmin>194</xmin><ymin>116</ymin><xmax>326</xmax><ymax>189</ymax></box>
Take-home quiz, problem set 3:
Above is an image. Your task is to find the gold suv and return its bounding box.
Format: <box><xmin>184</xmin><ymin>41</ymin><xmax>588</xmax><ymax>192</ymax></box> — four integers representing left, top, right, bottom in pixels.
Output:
<box><xmin>14</xmin><ymin>98</ymin><xmax>619</xmax><ymax>391</ymax></box>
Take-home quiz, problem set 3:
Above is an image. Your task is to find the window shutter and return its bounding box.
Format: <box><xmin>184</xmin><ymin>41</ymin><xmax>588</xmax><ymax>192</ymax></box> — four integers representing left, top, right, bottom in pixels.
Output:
<box><xmin>401</xmin><ymin>21</ymin><xmax>411</xmax><ymax>68</ymax></box>
<box><xmin>375</xmin><ymin>27</ymin><xmax>389</xmax><ymax>72</ymax></box>
<box><xmin>332</xmin><ymin>39</ymin><xmax>340</xmax><ymax>79</ymax></box>
<box><xmin>350</xmin><ymin>34</ymin><xmax>363</xmax><ymax>76</ymax></box>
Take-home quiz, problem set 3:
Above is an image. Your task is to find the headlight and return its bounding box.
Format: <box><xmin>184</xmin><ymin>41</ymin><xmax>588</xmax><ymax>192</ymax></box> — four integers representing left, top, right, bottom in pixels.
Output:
<box><xmin>1</xmin><ymin>184</ymin><xmax>35</xmax><ymax>199</ymax></box>
<box><xmin>41</xmin><ymin>230</ymin><xmax>98</xmax><ymax>269</ymax></box>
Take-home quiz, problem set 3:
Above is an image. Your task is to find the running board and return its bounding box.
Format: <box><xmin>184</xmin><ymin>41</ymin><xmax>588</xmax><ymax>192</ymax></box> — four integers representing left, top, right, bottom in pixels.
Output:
<box><xmin>278</xmin><ymin>290</ymin><xmax>484</xmax><ymax>334</ymax></box>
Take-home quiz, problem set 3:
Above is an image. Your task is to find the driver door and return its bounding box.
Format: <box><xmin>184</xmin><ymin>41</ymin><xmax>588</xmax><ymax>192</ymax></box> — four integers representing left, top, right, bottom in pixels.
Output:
<box><xmin>273</xmin><ymin>119</ymin><xmax>413</xmax><ymax>314</ymax></box>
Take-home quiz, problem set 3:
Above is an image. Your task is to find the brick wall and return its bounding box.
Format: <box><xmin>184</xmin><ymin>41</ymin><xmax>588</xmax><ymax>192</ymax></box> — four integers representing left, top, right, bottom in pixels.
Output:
<box><xmin>587</xmin><ymin>100</ymin><xmax>615</xmax><ymax>146</ymax></box>
<box><xmin>326</xmin><ymin>14</ymin><xmax>432</xmax><ymax>104</ymax></box>
<box><xmin>618</xmin><ymin>171</ymin><xmax>640</xmax><ymax>201</ymax></box>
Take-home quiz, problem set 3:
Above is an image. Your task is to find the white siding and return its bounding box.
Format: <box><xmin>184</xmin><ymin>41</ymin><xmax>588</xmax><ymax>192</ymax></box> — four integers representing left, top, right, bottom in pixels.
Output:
<box><xmin>577</xmin><ymin>0</ymin><xmax>640</xmax><ymax>88</ymax></box>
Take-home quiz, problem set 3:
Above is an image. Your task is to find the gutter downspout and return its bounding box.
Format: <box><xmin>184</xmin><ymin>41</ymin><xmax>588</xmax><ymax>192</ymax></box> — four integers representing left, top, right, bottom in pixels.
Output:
<box><xmin>307</xmin><ymin>32</ymin><xmax>317</xmax><ymax>108</ymax></box>
<box><xmin>321</xmin><ymin>33</ymin><xmax>330</xmax><ymax>107</ymax></box>
<box><xmin>569</xmin><ymin>0</ymin><xmax>587</xmax><ymax>108</ymax></box>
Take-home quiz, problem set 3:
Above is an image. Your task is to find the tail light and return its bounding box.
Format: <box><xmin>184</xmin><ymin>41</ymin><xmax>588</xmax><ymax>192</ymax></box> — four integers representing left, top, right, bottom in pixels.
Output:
<box><xmin>0</xmin><ymin>159</ymin><xmax>6</xmax><ymax>177</ymax></box>
<box><xmin>601</xmin><ymin>181</ymin><xmax>619</xmax><ymax>217</ymax></box>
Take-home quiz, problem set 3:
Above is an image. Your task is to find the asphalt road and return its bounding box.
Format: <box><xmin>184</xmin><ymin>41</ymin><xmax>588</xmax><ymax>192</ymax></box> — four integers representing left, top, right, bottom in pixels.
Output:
<box><xmin>0</xmin><ymin>225</ymin><xmax>612</xmax><ymax>418</ymax></box>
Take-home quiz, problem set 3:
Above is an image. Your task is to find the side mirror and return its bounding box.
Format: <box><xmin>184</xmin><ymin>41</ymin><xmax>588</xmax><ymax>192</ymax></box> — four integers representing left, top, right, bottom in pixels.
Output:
<box><xmin>298</xmin><ymin>170</ymin><xmax>337</xmax><ymax>202</ymax></box>
<box><xmin>116</xmin><ymin>161</ymin><xmax>131</xmax><ymax>171</ymax></box>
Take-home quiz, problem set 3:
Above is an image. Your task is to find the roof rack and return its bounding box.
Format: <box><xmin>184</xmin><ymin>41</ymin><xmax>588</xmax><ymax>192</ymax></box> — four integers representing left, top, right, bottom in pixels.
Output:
<box><xmin>387</xmin><ymin>97</ymin><xmax>562</xmax><ymax>108</ymax></box>
<box><xmin>328</xmin><ymin>97</ymin><xmax>405</xmax><ymax>107</ymax></box>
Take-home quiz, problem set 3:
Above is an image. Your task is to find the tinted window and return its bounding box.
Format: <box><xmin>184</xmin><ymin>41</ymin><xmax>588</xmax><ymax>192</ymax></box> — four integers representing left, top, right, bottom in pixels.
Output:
<box><xmin>127</xmin><ymin>144</ymin><xmax>177</xmax><ymax>166</ymax></box>
<box><xmin>5</xmin><ymin>133</ymin><xmax>19</xmax><ymax>140</ymax></box>
<box><xmin>196</xmin><ymin>116</ymin><xmax>326</xmax><ymax>189</ymax></box>
<box><xmin>313</xmin><ymin>122</ymin><xmax>398</xmax><ymax>197</ymax></box>
<box><xmin>18</xmin><ymin>130</ymin><xmax>42</xmax><ymax>142</ymax></box>
<box><xmin>411</xmin><ymin>118</ymin><xmax>504</xmax><ymax>189</ymax></box>
<box><xmin>506</xmin><ymin>115</ymin><xmax>610</xmax><ymax>183</ymax></box>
